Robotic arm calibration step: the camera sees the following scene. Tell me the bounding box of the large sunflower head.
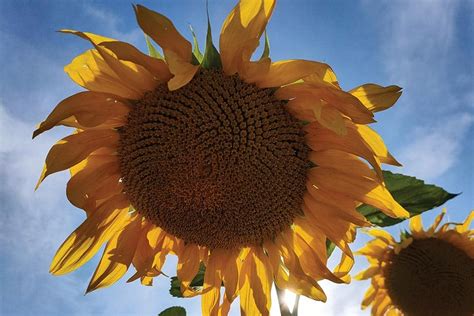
[356,210,474,316]
[34,1,408,314]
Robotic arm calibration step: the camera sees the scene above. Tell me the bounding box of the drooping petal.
[50,194,130,275]
[36,129,119,189]
[86,214,141,292]
[308,167,409,219]
[349,84,402,113]
[177,244,201,292]
[220,0,276,75]
[202,250,224,316]
[356,124,401,166]
[33,92,130,138]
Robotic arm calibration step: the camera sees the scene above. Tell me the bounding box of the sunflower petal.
[65,49,140,99]
[350,84,402,113]
[220,0,276,75]
[256,60,336,88]
[61,30,157,94]
[50,195,130,275]
[164,49,200,90]
[202,250,223,316]
[33,92,130,138]
[36,129,119,189]
[134,5,192,62]
[86,215,141,292]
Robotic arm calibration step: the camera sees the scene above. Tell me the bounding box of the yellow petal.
[86,215,141,292]
[66,155,119,209]
[36,129,119,189]
[308,167,409,219]
[220,0,276,75]
[276,83,374,124]
[361,285,376,309]
[409,214,424,237]
[356,125,401,166]
[33,92,129,138]
[256,60,336,88]
[458,210,474,233]
[50,194,130,275]
[134,5,192,62]
[354,266,380,280]
[304,120,384,178]
[349,84,402,113]
[98,41,172,82]
[164,49,199,91]
[61,30,157,95]
[177,244,201,290]
[428,209,446,234]
[65,49,141,99]
[202,250,223,316]
[366,229,396,245]
[356,239,388,258]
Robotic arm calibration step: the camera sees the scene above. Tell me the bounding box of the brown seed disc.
[117,69,310,249]
[385,237,474,316]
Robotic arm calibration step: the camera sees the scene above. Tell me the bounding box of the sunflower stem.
[275,286,300,316]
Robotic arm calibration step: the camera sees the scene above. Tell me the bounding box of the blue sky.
[0,0,472,315]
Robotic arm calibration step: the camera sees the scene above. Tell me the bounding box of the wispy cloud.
[82,4,142,45]
[0,104,201,315]
[365,1,474,180]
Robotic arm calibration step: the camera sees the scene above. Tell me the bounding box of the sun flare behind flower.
[34,0,408,314]
[356,210,474,316]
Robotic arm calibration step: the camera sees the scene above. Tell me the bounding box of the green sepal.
[158,306,186,316]
[169,263,206,298]
[200,3,222,69]
[326,239,336,258]
[259,31,270,60]
[189,24,203,64]
[357,171,459,227]
[144,34,163,59]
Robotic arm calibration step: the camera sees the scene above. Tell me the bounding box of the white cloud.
[0,104,202,315]
[364,1,474,180]
[397,113,473,181]
[83,4,142,46]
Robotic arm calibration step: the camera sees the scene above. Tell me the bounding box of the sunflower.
[34,1,409,315]
[356,210,474,316]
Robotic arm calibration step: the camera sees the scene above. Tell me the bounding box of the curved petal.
[65,49,141,99]
[62,30,157,94]
[33,91,130,138]
[86,214,141,292]
[164,49,200,91]
[50,194,130,275]
[276,83,374,124]
[350,84,402,113]
[134,5,192,62]
[356,125,401,166]
[66,155,120,209]
[36,129,119,189]
[220,0,276,75]
[255,59,337,88]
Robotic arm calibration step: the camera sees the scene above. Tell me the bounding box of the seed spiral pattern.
[118,70,310,249]
[386,238,474,316]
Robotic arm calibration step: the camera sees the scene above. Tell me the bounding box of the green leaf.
[201,3,222,69]
[169,263,206,298]
[259,31,270,60]
[158,306,186,316]
[189,24,203,63]
[326,239,336,258]
[144,34,163,59]
[357,171,459,227]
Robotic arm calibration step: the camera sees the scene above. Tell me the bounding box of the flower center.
[386,237,474,316]
[117,70,310,249]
